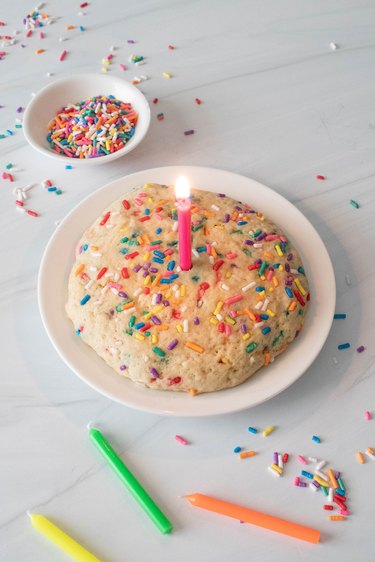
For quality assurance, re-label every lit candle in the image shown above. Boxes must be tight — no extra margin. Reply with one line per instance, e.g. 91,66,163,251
175,176,192,271
28,513,101,561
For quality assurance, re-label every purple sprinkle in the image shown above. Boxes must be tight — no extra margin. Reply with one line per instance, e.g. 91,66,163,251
298,482,307,488
241,324,247,334
149,267,158,273
193,316,199,325
287,253,293,261
217,193,226,197
357,345,365,353
156,293,162,304
235,205,242,211
223,214,230,223
256,232,267,241
149,367,159,378
273,452,278,464
167,339,178,350
120,364,127,371
142,262,151,270
127,39,135,43
285,263,290,272
142,271,149,278
133,264,142,273
16,106,23,113
230,263,238,268
163,300,170,306
184,129,194,136
151,315,161,325
244,239,254,246
255,258,262,264
334,471,340,480
312,480,320,488
118,291,127,298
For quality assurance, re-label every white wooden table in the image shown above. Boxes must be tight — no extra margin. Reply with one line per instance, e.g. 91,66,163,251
1,0,375,560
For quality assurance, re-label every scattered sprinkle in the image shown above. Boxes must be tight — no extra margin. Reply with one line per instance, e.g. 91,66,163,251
175,435,189,445
338,343,350,350
350,199,360,209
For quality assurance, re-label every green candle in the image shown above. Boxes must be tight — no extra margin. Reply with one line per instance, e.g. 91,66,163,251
88,426,173,534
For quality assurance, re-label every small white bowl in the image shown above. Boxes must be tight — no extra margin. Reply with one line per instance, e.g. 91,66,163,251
23,74,150,165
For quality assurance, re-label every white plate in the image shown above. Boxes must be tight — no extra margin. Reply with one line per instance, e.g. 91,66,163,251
38,166,336,417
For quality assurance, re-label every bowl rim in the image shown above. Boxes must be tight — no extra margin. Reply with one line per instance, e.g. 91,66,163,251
23,73,151,165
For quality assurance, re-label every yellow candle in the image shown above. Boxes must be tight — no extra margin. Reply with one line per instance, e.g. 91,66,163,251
28,513,101,562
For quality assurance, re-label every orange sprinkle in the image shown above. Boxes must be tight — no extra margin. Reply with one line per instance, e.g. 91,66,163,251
151,273,161,287
75,263,84,276
36,48,45,54
154,325,169,331
245,309,256,322
272,276,279,287
328,469,339,489
264,352,271,366
66,25,75,30
189,388,198,396
263,251,273,258
328,516,345,521
185,341,204,353
288,301,297,311
121,301,135,311
239,451,257,459
357,452,365,464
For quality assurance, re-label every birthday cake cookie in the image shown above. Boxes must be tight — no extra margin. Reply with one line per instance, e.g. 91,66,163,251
66,183,309,394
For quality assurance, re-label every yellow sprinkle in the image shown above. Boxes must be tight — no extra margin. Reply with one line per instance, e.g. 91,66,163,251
143,233,150,244
239,451,257,459
210,316,219,325
105,140,111,152
101,67,108,73
224,316,235,326
271,463,283,475
137,236,143,245
279,265,284,272
180,284,186,297
151,334,158,344
143,251,150,260
176,324,183,333
103,59,110,65
242,333,250,341
163,72,172,78
266,308,275,317
294,278,306,296
225,270,232,279
214,301,223,315
165,291,172,299
185,341,204,353
151,273,161,287
135,333,145,341
75,263,84,276
262,425,275,437
260,276,266,281
272,276,279,287
275,244,283,257
314,475,330,487
143,275,151,286
144,183,153,188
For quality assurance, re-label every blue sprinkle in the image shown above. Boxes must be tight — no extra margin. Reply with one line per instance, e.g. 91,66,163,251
260,314,269,320
248,427,257,434
237,221,248,226
152,257,164,264
79,25,85,31
262,326,271,335
301,470,313,479
160,278,172,284
167,260,175,271
233,446,241,453
334,313,346,319
273,263,280,268
135,322,145,330
255,286,265,292
153,250,165,259
169,273,179,280
312,435,321,443
338,343,350,350
144,208,150,215
47,187,57,192
83,244,88,251
80,294,91,305
335,488,345,496
155,227,162,234
75,329,81,335
65,164,73,169
285,287,293,298
196,246,206,253
6,129,13,135
298,266,305,274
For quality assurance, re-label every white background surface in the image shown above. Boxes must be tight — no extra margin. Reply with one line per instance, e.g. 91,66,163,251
1,1,375,561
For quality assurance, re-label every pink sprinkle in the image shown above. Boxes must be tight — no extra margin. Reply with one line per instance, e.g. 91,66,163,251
225,324,231,336
339,510,350,516
224,294,243,305
168,44,175,50
175,435,188,445
298,455,307,465
107,53,113,60
26,29,32,37
40,31,44,39
59,50,67,61
364,411,372,421
316,175,325,180
119,64,126,71
294,477,300,487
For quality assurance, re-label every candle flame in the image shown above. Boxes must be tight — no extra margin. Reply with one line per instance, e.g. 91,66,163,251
175,176,190,199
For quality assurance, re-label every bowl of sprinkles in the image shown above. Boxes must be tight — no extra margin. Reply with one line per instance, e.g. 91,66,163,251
23,74,150,165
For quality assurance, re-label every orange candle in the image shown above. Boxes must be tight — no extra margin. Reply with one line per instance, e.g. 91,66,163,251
185,493,320,544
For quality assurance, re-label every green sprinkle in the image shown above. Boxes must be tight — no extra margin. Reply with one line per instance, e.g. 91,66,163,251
15,124,22,128
272,330,284,347
242,248,252,257
6,163,12,169
125,328,134,336
167,241,178,247
0,135,6,139
192,223,204,232
258,261,267,276
120,237,129,243
230,229,243,234
144,331,151,337
350,199,360,209
152,346,165,357
129,315,136,327
191,275,200,282
252,229,262,238
149,240,162,246
246,342,258,353
55,189,62,195
298,309,303,315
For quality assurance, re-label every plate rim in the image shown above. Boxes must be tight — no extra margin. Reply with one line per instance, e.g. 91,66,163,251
38,166,336,416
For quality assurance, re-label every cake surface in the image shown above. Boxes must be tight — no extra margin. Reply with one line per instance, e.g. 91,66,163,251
66,183,309,394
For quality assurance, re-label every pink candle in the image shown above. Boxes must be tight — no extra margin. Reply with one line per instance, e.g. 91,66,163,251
175,176,192,271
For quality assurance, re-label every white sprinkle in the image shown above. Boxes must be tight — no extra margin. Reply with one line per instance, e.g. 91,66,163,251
316,460,326,470
254,321,264,329
308,457,317,463
109,347,117,355
133,287,142,297
144,356,149,362
101,285,109,294
309,483,318,492
110,45,116,52
290,268,299,274
91,252,102,257
113,272,120,282
330,42,338,50
332,356,338,365
172,221,178,232
221,283,229,291
261,298,269,312
110,288,119,295
242,281,256,292
104,272,112,277
105,224,114,229
85,280,94,291
22,184,35,192
250,356,255,365
216,313,223,321
77,11,84,16
46,72,53,77
180,305,187,313
253,243,263,248
59,37,66,42
175,290,180,298
328,488,334,502
89,266,98,272
192,249,199,258
209,256,214,264
254,301,263,310
151,294,157,305
345,273,351,286
278,454,283,469
268,466,280,477
183,319,189,333
365,450,375,461
211,204,219,211
93,300,102,306
176,266,181,273
315,469,327,480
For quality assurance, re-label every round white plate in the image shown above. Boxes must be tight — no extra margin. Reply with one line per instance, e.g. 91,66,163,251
38,166,336,417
